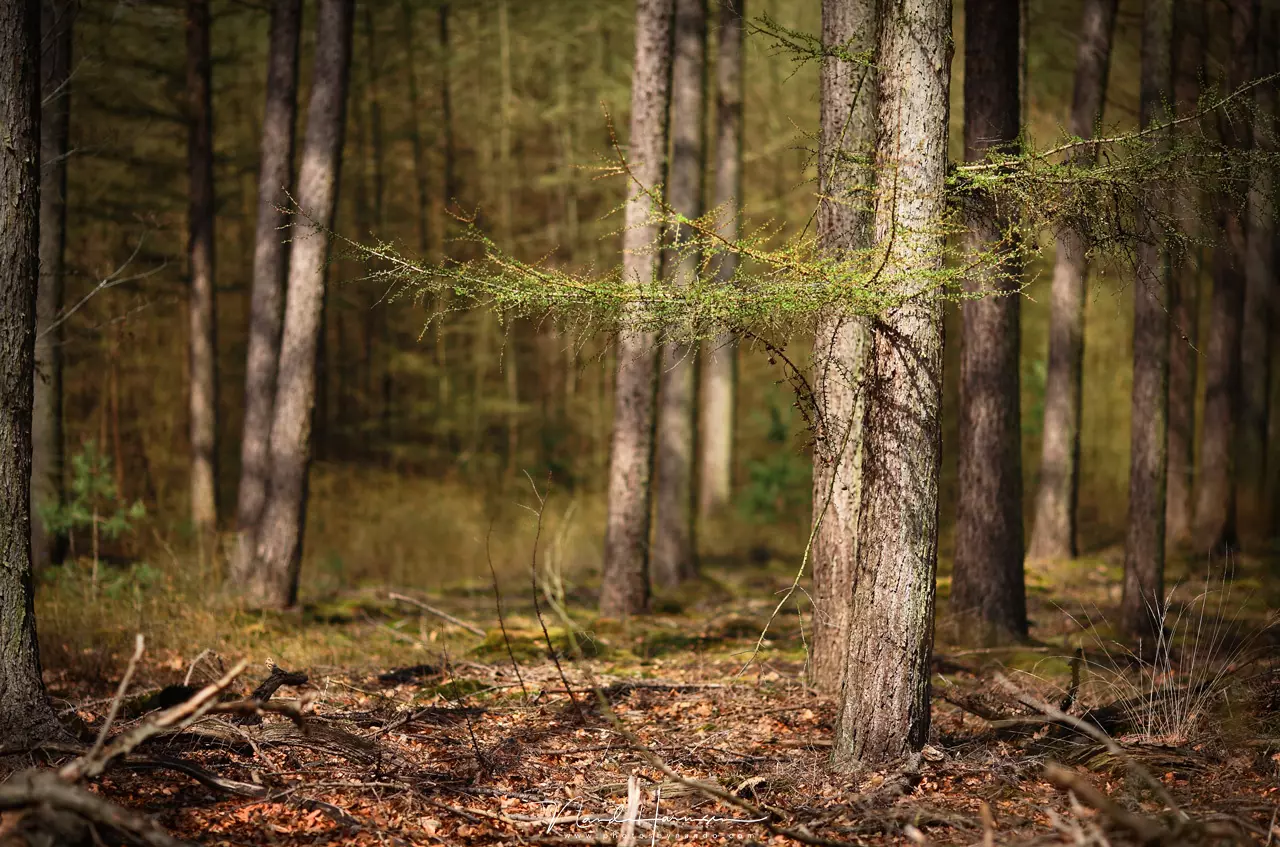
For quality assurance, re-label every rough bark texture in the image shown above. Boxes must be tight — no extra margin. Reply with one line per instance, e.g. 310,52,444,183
808,0,876,694
187,0,218,535
249,0,353,609
697,0,742,521
232,0,301,585
653,0,705,589
1027,0,1118,561
1165,0,1204,548
32,0,72,571
831,0,951,772
953,0,1026,646
0,0,60,744
600,0,674,619
1194,0,1256,553
1122,0,1173,640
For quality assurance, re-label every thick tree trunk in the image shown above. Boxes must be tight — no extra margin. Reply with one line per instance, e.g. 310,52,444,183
0,0,59,744
32,0,72,571
953,0,1026,646
808,0,876,694
831,0,951,772
653,0,705,589
187,0,218,536
1027,0,1118,561
1122,0,1173,640
1165,0,1205,548
1195,0,1256,553
697,0,742,522
248,0,353,609
232,0,301,585
599,0,674,619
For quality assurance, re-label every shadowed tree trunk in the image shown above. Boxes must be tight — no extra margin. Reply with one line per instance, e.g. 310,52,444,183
401,0,429,255
187,0,218,537
952,0,1026,646
808,0,876,694
1166,0,1205,548
0,0,60,744
1027,0,1118,561
248,0,354,609
831,0,951,771
599,0,674,619
32,0,72,571
1122,0,1173,640
232,0,301,586
1195,0,1257,553
434,3,454,411
653,0,705,589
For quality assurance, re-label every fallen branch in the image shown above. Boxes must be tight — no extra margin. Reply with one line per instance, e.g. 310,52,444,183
388,591,486,636
1043,762,1169,844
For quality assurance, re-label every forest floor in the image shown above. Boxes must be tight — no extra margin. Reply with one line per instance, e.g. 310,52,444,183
4,543,1280,846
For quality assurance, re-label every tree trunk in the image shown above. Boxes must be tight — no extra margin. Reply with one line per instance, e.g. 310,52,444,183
599,0,674,619
953,0,1026,646
31,0,72,571
401,0,429,255
1165,0,1205,548
697,0,743,521
434,3,454,408
1027,0,1118,561
653,0,705,589
187,0,218,536
248,0,353,609
1194,0,1256,553
831,0,951,772
1122,0,1173,640
808,0,876,694
232,0,301,585
0,0,59,744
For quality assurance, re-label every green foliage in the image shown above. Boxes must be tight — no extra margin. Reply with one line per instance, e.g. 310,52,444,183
738,403,810,524
39,440,146,546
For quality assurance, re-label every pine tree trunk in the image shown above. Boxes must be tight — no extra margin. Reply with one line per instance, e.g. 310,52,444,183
831,0,951,771
808,0,876,694
953,0,1026,646
599,0,674,619
249,0,353,609
653,0,705,589
401,0,430,255
1027,0,1117,561
187,0,218,536
0,0,59,744
1122,0,1173,640
31,0,72,571
233,0,301,585
435,3,454,408
697,0,743,521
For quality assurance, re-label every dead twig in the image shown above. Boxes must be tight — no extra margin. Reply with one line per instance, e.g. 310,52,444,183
389,591,486,637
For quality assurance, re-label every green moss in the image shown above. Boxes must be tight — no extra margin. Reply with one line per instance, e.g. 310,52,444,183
471,627,609,662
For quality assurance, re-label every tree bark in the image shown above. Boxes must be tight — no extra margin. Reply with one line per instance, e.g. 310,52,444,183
953,0,1026,646
831,0,951,772
808,0,876,694
31,0,72,571
1194,0,1257,553
1026,0,1118,561
1122,0,1173,640
653,0,705,589
187,0,218,536
0,0,60,744
401,0,429,255
599,0,674,619
232,0,301,585
248,0,353,609
697,0,743,521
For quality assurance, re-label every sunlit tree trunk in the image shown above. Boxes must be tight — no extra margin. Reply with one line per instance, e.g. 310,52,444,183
1122,0,1173,640
1027,0,1117,561
953,0,1026,646
831,0,951,771
249,0,353,609
0,0,59,744
233,0,301,585
697,0,743,522
599,0,674,618
187,0,218,536
32,0,72,570
808,0,876,694
653,0,705,589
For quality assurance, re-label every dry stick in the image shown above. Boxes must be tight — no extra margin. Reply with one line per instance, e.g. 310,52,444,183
87,633,145,762
388,591,486,637
484,518,528,699
1042,762,1169,844
441,642,489,775
0,769,190,847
